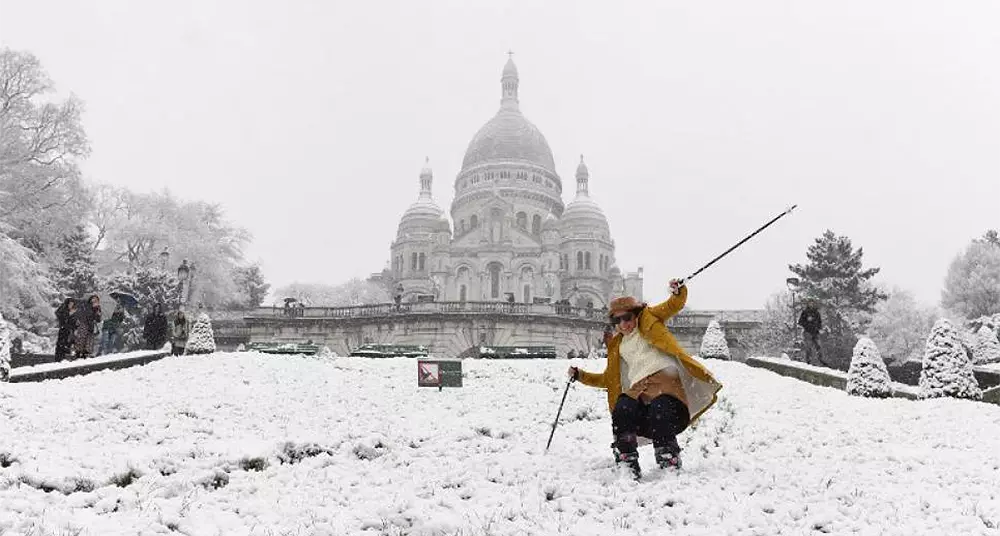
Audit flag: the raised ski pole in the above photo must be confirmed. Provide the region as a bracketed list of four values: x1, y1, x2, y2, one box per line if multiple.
[545, 377, 575, 452]
[679, 204, 798, 286]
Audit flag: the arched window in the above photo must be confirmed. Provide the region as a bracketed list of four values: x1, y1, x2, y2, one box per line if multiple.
[488, 263, 502, 299]
[585, 252, 592, 270]
[419, 253, 426, 271]
[459, 285, 467, 302]
[471, 215, 478, 228]
[411, 253, 418, 271]
[531, 214, 541, 235]
[516, 212, 527, 230]
[577, 252, 584, 270]
[524, 285, 531, 303]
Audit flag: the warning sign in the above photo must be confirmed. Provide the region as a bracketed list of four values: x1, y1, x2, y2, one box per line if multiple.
[417, 359, 462, 389]
[418, 362, 440, 386]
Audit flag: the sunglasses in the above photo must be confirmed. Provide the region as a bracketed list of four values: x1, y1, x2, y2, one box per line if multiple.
[610, 311, 636, 325]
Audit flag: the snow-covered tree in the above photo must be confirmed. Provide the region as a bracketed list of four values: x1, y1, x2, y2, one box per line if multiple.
[0, 312, 11, 382]
[970, 325, 1000, 365]
[846, 337, 892, 398]
[0, 47, 91, 257]
[52, 225, 98, 298]
[0, 226, 57, 333]
[231, 264, 270, 309]
[102, 268, 181, 312]
[735, 290, 796, 358]
[275, 278, 389, 307]
[918, 318, 982, 400]
[185, 313, 216, 354]
[941, 239, 1000, 320]
[788, 230, 888, 370]
[867, 287, 939, 364]
[699, 319, 731, 360]
[90, 185, 250, 307]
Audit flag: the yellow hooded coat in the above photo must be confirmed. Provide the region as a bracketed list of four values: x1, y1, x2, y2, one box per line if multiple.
[577, 286, 723, 424]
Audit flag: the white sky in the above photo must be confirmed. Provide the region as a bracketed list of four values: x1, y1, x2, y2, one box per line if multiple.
[2, 0, 998, 310]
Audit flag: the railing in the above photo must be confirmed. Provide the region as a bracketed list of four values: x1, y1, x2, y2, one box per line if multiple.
[248, 301, 763, 325]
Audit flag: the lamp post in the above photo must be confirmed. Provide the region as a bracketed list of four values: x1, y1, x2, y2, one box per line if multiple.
[786, 277, 800, 335]
[177, 260, 191, 307]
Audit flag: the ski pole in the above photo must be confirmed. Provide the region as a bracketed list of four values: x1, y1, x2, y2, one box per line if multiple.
[679, 204, 797, 286]
[545, 377, 574, 452]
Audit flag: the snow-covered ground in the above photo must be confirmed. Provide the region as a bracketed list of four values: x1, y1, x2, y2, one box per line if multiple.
[1, 353, 998, 535]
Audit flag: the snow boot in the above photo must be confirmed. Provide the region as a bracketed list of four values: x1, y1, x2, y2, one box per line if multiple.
[654, 438, 682, 471]
[612, 435, 641, 480]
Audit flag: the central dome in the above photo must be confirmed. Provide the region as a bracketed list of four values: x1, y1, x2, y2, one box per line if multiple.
[460, 57, 557, 173]
[461, 110, 557, 172]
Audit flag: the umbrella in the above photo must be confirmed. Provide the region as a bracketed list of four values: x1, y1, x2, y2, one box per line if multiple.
[109, 291, 140, 310]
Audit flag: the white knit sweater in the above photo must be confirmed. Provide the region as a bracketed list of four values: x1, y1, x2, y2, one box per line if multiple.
[619, 328, 680, 389]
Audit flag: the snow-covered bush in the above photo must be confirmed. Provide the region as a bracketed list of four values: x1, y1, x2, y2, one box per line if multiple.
[846, 337, 892, 398]
[1, 312, 11, 382]
[185, 313, 216, 355]
[918, 319, 982, 400]
[699, 319, 731, 360]
[970, 326, 1000, 365]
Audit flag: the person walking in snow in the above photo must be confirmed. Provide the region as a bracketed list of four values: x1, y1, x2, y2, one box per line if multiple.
[567, 279, 723, 479]
[798, 299, 823, 365]
[170, 310, 190, 356]
[55, 298, 78, 360]
[143, 303, 169, 350]
[74, 294, 102, 359]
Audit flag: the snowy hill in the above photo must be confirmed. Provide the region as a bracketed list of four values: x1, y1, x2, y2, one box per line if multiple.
[1, 354, 998, 535]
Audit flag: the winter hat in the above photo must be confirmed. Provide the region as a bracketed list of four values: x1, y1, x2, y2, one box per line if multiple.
[608, 296, 646, 317]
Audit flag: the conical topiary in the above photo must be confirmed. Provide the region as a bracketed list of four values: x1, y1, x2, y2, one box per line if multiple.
[185, 313, 216, 355]
[970, 325, 1000, 365]
[0, 312, 10, 382]
[918, 318, 982, 400]
[699, 319, 731, 360]
[846, 337, 892, 398]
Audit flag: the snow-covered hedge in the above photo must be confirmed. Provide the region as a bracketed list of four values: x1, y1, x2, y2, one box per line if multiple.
[919, 319, 982, 400]
[699, 319, 731, 360]
[185, 313, 216, 355]
[0, 312, 10, 382]
[846, 337, 892, 398]
[970, 326, 1000, 365]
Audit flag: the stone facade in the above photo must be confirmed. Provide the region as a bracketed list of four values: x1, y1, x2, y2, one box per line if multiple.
[243, 302, 762, 359]
[378, 56, 642, 309]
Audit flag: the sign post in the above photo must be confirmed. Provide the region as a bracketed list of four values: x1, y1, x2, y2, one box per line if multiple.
[417, 359, 462, 391]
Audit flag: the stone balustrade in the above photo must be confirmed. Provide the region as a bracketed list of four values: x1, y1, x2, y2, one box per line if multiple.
[249, 301, 762, 327]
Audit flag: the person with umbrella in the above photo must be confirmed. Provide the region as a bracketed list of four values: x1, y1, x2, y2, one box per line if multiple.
[98, 300, 126, 356]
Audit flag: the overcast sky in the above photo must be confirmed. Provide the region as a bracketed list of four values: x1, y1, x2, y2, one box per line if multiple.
[2, 0, 998, 310]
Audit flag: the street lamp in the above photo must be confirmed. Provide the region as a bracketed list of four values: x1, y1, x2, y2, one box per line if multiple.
[786, 277, 800, 338]
[177, 260, 191, 305]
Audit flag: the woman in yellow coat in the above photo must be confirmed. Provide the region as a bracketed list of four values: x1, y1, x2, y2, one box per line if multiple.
[568, 279, 723, 478]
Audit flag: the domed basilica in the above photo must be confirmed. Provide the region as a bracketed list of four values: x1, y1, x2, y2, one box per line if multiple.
[383, 57, 644, 309]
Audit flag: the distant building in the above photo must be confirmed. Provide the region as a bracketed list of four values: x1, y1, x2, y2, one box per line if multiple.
[379, 56, 643, 308]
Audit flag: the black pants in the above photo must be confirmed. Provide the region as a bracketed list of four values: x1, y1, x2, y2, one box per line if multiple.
[803, 331, 823, 364]
[611, 393, 690, 454]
